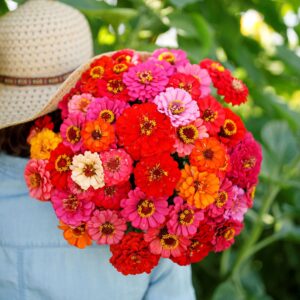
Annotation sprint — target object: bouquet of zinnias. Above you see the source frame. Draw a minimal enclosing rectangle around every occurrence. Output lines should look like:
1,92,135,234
24,49,262,275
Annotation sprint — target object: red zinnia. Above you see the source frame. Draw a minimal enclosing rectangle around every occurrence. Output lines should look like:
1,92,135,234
218,108,246,147
112,49,141,64
171,222,214,265
110,232,160,275
197,95,225,135
115,103,175,160
167,73,201,100
134,153,181,197
46,143,74,190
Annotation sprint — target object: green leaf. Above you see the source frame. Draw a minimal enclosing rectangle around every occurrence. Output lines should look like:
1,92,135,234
169,0,199,9
0,0,8,16
212,280,245,300
276,46,300,77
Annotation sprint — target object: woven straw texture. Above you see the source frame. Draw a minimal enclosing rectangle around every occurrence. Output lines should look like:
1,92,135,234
0,0,93,129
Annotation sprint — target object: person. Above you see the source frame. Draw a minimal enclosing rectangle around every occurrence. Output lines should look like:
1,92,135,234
0,1,196,299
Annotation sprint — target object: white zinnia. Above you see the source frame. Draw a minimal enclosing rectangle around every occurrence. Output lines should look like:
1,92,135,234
70,151,105,190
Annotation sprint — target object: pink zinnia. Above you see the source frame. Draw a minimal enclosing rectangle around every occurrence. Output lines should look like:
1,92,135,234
144,226,190,258
174,118,209,157
120,187,169,231
86,96,129,123
87,209,127,245
68,93,94,116
205,178,234,221
152,48,188,70
60,113,84,152
167,197,204,237
67,176,97,199
92,181,131,210
123,60,169,102
24,159,52,201
147,58,175,76
51,189,95,227
100,149,133,186
228,132,262,188
153,87,199,127
177,63,211,97
224,185,248,222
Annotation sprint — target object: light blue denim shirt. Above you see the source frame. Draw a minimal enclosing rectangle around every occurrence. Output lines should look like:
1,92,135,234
0,153,196,300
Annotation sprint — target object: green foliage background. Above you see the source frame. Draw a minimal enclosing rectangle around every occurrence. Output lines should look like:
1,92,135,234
1,0,300,299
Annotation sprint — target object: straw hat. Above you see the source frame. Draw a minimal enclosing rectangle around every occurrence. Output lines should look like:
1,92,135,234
0,0,93,129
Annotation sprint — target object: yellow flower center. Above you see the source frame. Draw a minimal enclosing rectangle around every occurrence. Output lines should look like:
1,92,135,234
83,164,96,177
137,199,156,218
168,100,185,115
99,109,115,123
202,108,217,122
179,209,195,226
66,126,81,144
211,62,225,72
140,116,156,136
29,173,41,188
158,51,175,64
243,157,256,169
160,233,179,249
177,125,199,144
113,63,128,74
107,79,124,94
63,194,79,212
148,164,168,182
78,98,90,112
55,154,71,172
223,228,235,240
90,66,105,79
215,191,228,207
138,70,153,84
100,222,115,235
222,119,237,136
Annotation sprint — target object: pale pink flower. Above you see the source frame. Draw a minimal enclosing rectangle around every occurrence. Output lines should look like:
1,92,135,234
68,93,94,116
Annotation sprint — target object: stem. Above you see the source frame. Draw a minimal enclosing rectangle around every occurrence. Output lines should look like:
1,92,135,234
231,185,280,276
220,248,231,277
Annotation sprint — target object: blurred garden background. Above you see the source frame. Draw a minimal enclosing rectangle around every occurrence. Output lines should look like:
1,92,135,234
1,0,300,299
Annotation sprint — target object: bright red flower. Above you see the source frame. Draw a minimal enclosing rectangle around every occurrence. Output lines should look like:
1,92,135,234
46,143,74,190
171,222,214,265
167,73,201,100
27,115,54,143
216,72,248,106
134,153,181,197
110,232,160,275
112,49,141,64
115,103,175,160
97,76,130,102
196,95,225,135
218,108,246,147
79,78,100,96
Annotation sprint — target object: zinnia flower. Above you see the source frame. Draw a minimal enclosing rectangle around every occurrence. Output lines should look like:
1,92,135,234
30,128,62,160
87,209,127,245
120,187,169,230
144,226,190,258
70,151,105,190
68,93,94,116
167,197,204,237
196,95,225,135
110,232,160,275
123,60,169,102
24,159,52,201
51,189,95,227
58,222,92,249
153,87,199,127
176,164,220,209
134,153,181,197
177,63,211,97
60,113,84,152
174,118,209,157
152,48,188,70
27,115,54,143
115,103,175,160
86,96,129,123
46,143,74,190
100,149,133,186
92,181,131,210
189,137,227,172
228,132,262,188
112,49,140,64
81,118,115,152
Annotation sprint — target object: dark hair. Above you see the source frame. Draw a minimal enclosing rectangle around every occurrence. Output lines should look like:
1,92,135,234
0,110,62,158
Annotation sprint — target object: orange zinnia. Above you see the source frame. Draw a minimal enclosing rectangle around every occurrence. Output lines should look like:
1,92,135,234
189,137,226,172
58,222,92,249
176,164,219,209
81,118,115,152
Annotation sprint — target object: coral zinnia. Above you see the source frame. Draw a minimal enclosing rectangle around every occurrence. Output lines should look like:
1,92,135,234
218,108,246,147
123,60,169,102
134,153,181,197
189,137,227,172
153,87,200,127
176,164,220,209
87,209,127,245
144,226,190,258
100,149,133,186
115,103,175,160
110,232,160,275
196,95,225,135
70,151,105,191
68,93,94,116
81,118,115,152
46,143,74,190
120,187,169,230
30,128,62,160
24,159,52,201
58,222,92,249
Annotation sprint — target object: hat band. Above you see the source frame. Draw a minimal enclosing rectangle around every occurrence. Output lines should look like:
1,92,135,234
0,70,74,86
